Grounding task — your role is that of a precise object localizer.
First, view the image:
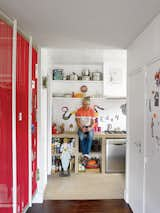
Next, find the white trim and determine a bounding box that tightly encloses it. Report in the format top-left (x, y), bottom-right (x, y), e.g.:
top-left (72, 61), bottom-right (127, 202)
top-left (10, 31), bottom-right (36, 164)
top-left (12, 19), bottom-right (17, 213)
top-left (47, 71), bottom-right (52, 175)
top-left (124, 62), bottom-right (130, 203)
top-left (32, 48), bottom-right (43, 203)
top-left (0, 9), bottom-right (14, 22)
top-left (28, 36), bottom-right (32, 207)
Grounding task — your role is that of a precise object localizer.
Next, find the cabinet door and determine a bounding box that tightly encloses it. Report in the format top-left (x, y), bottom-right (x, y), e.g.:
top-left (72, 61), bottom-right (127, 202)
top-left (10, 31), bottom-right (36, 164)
top-left (31, 48), bottom-right (38, 196)
top-left (16, 33), bottom-right (29, 212)
top-left (128, 70), bottom-right (145, 213)
top-left (144, 61), bottom-right (160, 213)
top-left (0, 19), bottom-right (13, 213)
top-left (103, 62), bottom-right (126, 97)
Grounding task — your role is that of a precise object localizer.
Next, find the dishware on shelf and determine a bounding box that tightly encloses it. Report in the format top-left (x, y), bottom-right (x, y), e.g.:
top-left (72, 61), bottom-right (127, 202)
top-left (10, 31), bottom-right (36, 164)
top-left (82, 69), bottom-right (90, 76)
top-left (82, 76), bottom-right (90, 81)
top-left (52, 93), bottom-right (64, 97)
top-left (64, 93), bottom-right (72, 97)
top-left (53, 69), bottom-right (64, 80)
top-left (80, 85), bottom-right (88, 93)
top-left (92, 72), bottom-right (102, 81)
top-left (69, 72), bottom-right (78, 80)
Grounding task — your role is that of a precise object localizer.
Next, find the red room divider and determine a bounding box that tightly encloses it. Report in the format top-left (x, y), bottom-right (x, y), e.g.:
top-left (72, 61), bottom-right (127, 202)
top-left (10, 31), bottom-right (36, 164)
top-left (0, 19), bottom-right (13, 213)
top-left (16, 33), bottom-right (29, 212)
top-left (0, 16), bottom-right (38, 213)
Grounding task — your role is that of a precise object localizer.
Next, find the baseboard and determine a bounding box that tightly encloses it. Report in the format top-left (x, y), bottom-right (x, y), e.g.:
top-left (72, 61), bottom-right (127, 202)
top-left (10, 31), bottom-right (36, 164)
top-left (124, 188), bottom-right (129, 203)
top-left (32, 191), bottom-right (44, 203)
top-left (127, 203), bottom-right (133, 213)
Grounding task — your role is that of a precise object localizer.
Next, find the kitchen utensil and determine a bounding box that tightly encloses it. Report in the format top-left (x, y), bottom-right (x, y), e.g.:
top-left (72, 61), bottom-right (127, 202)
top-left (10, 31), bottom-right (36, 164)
top-left (64, 93), bottom-right (72, 97)
top-left (53, 69), bottom-right (63, 80)
top-left (92, 72), bottom-right (102, 81)
top-left (72, 92), bottom-right (84, 98)
top-left (107, 123), bottom-right (112, 131)
top-left (52, 93), bottom-right (64, 97)
top-left (80, 85), bottom-right (88, 93)
top-left (82, 76), bottom-right (90, 81)
top-left (69, 72), bottom-right (78, 80)
top-left (82, 69), bottom-right (90, 76)
top-left (78, 76), bottom-right (82, 80)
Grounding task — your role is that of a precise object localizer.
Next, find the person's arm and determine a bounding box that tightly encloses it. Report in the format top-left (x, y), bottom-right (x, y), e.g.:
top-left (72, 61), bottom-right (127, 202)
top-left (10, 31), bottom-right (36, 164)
top-left (76, 118), bottom-right (86, 132)
top-left (76, 118), bottom-right (82, 130)
top-left (87, 118), bottom-right (94, 131)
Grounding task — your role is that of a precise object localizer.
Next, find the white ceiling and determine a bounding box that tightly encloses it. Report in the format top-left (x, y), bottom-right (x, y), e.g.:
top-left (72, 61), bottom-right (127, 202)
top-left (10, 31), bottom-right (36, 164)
top-left (0, 0), bottom-right (160, 48)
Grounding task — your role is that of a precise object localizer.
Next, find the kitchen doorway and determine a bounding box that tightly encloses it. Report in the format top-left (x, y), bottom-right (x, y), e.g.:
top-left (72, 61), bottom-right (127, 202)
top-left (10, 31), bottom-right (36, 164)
top-left (44, 49), bottom-right (127, 201)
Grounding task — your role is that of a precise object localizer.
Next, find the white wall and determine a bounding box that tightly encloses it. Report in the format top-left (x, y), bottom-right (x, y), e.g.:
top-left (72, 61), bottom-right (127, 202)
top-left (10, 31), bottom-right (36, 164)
top-left (127, 12), bottom-right (160, 213)
top-left (52, 98), bottom-right (126, 132)
top-left (33, 48), bottom-right (48, 203)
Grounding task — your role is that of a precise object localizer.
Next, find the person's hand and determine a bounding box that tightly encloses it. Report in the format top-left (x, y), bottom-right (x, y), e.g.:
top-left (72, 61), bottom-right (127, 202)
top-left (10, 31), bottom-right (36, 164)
top-left (82, 126), bottom-right (87, 133)
top-left (87, 127), bottom-right (93, 132)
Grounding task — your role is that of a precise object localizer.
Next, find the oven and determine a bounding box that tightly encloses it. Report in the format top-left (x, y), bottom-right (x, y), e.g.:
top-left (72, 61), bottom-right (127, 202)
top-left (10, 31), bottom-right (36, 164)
top-left (106, 138), bottom-right (126, 173)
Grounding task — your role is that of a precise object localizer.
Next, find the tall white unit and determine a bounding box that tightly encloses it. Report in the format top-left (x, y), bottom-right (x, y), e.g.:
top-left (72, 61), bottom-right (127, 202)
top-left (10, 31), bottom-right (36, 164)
top-left (128, 69), bottom-right (145, 213)
top-left (144, 59), bottom-right (160, 213)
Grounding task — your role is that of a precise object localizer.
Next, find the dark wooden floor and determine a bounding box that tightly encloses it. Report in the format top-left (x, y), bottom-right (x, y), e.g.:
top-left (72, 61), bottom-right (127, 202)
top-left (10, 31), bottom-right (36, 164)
top-left (27, 200), bottom-right (133, 213)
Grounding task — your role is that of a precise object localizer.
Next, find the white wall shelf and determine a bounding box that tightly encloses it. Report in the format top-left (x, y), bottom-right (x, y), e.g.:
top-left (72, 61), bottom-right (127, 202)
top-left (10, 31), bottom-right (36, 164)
top-left (52, 80), bottom-right (103, 83)
top-left (52, 97), bottom-right (105, 100)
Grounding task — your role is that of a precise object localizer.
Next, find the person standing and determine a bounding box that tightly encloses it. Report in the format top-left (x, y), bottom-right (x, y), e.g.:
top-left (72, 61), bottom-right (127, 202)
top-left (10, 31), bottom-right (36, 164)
top-left (76, 97), bottom-right (95, 158)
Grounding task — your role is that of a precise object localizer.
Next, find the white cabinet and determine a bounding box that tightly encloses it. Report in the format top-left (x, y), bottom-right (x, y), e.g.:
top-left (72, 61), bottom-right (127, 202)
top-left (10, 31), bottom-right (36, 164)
top-left (103, 62), bottom-right (126, 98)
top-left (128, 70), bottom-right (145, 213)
top-left (144, 60), bottom-right (160, 213)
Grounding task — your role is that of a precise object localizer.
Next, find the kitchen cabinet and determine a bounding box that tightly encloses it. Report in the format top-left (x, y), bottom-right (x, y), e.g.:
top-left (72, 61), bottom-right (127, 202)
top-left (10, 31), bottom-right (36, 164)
top-left (128, 70), bottom-right (145, 213)
top-left (0, 18), bottom-right (13, 213)
top-left (144, 60), bottom-right (160, 213)
top-left (103, 62), bottom-right (126, 98)
top-left (51, 132), bottom-right (126, 175)
top-left (16, 32), bottom-right (29, 213)
top-left (52, 133), bottom-right (79, 174)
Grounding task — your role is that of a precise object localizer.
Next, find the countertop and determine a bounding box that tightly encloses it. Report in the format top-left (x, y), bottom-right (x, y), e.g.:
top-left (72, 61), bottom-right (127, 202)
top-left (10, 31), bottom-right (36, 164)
top-left (52, 132), bottom-right (127, 139)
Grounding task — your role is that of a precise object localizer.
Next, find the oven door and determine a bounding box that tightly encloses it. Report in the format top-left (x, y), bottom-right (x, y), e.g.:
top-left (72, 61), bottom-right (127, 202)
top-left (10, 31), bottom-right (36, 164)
top-left (106, 139), bottom-right (126, 173)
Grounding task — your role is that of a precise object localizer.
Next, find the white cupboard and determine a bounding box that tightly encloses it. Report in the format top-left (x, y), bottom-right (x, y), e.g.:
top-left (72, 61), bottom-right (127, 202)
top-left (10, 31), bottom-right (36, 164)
top-left (128, 69), bottom-right (145, 213)
top-left (144, 59), bottom-right (160, 213)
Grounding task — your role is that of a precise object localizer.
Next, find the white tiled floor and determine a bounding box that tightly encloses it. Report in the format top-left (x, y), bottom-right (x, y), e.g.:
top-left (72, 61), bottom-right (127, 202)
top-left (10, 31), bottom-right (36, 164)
top-left (44, 173), bottom-right (125, 200)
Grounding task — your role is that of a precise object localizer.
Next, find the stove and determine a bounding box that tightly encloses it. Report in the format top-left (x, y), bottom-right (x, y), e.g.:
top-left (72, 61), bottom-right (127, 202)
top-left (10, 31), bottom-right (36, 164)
top-left (104, 130), bottom-right (127, 134)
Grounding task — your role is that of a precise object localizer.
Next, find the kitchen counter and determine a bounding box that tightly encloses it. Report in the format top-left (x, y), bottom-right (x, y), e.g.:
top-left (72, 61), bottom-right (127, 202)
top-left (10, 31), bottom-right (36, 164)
top-left (52, 132), bottom-right (127, 174)
top-left (53, 132), bottom-right (126, 139)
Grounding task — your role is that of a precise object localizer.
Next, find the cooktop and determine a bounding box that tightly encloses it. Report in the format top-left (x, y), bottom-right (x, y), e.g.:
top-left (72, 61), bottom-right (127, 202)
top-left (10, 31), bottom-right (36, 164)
top-left (104, 130), bottom-right (127, 134)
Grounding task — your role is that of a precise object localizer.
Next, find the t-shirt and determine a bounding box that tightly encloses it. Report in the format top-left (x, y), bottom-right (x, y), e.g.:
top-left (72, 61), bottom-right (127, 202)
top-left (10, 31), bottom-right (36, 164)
top-left (75, 107), bottom-right (95, 127)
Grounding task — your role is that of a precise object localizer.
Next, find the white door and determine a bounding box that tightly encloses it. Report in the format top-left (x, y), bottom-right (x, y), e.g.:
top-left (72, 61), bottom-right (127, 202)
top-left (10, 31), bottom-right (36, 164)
top-left (128, 70), bottom-right (145, 213)
top-left (144, 60), bottom-right (160, 213)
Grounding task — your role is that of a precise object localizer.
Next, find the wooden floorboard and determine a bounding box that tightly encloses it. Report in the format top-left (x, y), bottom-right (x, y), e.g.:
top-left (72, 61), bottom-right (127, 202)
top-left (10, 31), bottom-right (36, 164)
top-left (27, 200), bottom-right (133, 213)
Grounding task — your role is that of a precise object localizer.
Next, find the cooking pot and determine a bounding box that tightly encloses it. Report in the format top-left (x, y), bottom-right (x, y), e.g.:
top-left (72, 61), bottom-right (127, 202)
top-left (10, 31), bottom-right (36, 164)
top-left (53, 69), bottom-right (63, 80)
top-left (92, 72), bottom-right (102, 81)
top-left (82, 69), bottom-right (90, 76)
top-left (69, 72), bottom-right (78, 80)
top-left (82, 76), bottom-right (90, 81)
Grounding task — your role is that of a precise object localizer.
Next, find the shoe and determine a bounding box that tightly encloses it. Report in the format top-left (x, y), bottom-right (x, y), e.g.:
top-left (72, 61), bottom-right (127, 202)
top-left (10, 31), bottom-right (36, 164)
top-left (82, 157), bottom-right (88, 167)
top-left (84, 154), bottom-right (91, 159)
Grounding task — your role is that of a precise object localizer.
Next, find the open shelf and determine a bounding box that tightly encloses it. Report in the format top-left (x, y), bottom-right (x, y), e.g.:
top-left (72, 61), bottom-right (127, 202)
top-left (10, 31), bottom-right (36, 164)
top-left (52, 97), bottom-right (105, 100)
top-left (52, 80), bottom-right (103, 83)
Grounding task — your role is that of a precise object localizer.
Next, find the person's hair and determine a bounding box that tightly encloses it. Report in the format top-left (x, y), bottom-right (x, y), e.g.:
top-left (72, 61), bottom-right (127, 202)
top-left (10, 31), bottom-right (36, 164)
top-left (82, 96), bottom-right (91, 104)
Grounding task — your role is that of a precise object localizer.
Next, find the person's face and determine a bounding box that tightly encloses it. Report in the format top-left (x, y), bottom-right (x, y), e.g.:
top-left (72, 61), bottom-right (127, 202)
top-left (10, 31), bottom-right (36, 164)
top-left (82, 101), bottom-right (90, 110)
